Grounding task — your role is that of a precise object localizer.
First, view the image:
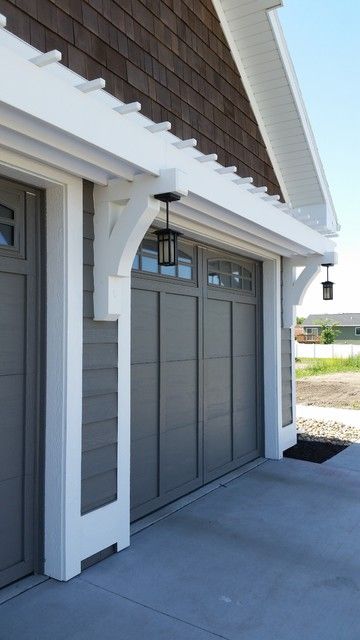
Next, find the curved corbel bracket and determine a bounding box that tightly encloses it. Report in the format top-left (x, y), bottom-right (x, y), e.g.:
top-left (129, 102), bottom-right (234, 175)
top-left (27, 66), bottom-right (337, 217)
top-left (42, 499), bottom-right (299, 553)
top-left (282, 255), bottom-right (326, 328)
top-left (93, 169), bottom-right (188, 320)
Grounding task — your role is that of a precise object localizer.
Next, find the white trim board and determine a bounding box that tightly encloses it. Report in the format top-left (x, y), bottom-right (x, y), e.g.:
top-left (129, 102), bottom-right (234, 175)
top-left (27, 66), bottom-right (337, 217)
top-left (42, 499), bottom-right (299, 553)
top-left (211, 0), bottom-right (339, 235)
top-left (0, 149), bottom-right (83, 581)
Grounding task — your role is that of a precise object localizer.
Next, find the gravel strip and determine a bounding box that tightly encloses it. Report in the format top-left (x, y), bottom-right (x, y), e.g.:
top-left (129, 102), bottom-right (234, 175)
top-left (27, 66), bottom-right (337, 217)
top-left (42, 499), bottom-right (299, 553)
top-left (297, 417), bottom-right (360, 446)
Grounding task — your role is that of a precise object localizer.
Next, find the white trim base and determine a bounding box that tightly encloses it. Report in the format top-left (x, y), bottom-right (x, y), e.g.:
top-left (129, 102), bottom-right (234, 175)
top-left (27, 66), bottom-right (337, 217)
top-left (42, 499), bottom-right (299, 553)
top-left (280, 423), bottom-right (297, 453)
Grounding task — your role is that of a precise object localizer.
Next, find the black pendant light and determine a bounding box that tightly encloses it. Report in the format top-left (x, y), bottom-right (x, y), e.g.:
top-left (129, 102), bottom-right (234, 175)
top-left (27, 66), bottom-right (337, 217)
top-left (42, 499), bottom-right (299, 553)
top-left (154, 193), bottom-right (182, 266)
top-left (321, 263), bottom-right (334, 300)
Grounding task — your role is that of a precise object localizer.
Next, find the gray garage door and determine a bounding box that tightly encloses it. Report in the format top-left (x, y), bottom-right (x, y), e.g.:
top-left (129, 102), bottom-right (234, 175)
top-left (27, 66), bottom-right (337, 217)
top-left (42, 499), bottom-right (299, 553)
top-left (0, 178), bottom-right (42, 588)
top-left (131, 236), bottom-right (262, 521)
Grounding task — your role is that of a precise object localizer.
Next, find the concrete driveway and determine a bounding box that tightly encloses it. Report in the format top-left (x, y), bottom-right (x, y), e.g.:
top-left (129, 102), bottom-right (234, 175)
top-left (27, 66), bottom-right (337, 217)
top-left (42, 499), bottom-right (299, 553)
top-left (1, 449), bottom-right (360, 640)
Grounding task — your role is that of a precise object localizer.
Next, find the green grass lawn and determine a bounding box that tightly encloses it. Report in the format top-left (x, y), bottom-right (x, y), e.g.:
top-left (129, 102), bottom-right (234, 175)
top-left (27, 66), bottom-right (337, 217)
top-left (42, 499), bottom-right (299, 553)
top-left (296, 356), bottom-right (360, 379)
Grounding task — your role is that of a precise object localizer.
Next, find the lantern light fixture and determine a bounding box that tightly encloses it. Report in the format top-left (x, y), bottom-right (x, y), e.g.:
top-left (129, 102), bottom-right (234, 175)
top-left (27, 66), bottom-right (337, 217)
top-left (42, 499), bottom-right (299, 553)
top-left (321, 263), bottom-right (334, 300)
top-left (154, 192), bottom-right (182, 266)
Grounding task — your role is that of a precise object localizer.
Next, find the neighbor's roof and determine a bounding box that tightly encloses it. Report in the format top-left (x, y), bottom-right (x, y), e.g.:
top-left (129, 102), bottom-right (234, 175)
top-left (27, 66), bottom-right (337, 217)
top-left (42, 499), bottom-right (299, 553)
top-left (212, 0), bottom-right (339, 236)
top-left (304, 314), bottom-right (360, 327)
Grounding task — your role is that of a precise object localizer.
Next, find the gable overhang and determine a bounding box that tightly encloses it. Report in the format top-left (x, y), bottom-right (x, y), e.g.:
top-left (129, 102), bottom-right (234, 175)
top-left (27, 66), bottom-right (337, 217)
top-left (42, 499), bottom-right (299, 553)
top-left (0, 18), bottom-right (335, 260)
top-left (212, 0), bottom-right (339, 236)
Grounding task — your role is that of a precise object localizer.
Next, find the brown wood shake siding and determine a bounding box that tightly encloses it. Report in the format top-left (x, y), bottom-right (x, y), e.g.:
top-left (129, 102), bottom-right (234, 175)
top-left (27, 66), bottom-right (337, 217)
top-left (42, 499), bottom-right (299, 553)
top-left (0, 0), bottom-right (282, 195)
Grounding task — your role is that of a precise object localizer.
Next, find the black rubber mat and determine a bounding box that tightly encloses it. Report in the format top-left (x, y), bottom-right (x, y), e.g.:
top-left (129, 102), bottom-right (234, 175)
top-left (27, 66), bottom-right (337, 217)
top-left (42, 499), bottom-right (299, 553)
top-left (284, 438), bottom-right (348, 464)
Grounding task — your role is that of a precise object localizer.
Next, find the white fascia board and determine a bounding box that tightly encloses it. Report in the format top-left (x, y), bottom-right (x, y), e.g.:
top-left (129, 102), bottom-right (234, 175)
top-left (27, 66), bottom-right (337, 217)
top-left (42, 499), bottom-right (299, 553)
top-left (182, 179), bottom-right (336, 257)
top-left (212, 1), bottom-right (339, 235)
top-left (0, 30), bottom-right (333, 258)
top-left (212, 0), bottom-right (289, 203)
top-left (268, 12), bottom-right (339, 232)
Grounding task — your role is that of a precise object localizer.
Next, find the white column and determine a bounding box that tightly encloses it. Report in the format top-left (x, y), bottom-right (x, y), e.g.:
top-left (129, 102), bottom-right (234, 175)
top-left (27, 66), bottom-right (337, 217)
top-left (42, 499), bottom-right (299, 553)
top-left (262, 257), bottom-right (282, 459)
top-left (44, 179), bottom-right (83, 580)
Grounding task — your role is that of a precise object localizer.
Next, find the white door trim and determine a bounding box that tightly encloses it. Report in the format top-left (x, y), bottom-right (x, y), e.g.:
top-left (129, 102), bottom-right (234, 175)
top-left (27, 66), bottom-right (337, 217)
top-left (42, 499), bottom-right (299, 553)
top-left (0, 150), bottom-right (83, 580)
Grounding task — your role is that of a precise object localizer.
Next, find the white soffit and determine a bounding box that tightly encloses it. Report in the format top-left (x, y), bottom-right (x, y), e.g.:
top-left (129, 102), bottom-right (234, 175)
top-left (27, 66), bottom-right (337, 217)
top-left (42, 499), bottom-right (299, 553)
top-left (212, 0), bottom-right (339, 234)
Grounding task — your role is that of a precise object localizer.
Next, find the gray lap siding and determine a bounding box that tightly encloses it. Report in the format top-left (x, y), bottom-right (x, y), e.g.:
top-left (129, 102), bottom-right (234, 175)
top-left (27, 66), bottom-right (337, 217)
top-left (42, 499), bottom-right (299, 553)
top-left (81, 181), bottom-right (118, 515)
top-left (281, 328), bottom-right (293, 427)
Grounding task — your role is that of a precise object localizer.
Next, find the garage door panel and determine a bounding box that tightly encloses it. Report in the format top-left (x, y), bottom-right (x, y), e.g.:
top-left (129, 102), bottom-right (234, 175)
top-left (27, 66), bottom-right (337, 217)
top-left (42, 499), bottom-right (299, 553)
top-left (131, 363), bottom-right (159, 439)
top-left (131, 245), bottom-right (261, 521)
top-left (205, 415), bottom-right (232, 472)
top-left (164, 360), bottom-right (198, 429)
top-left (165, 294), bottom-right (197, 361)
top-left (0, 273), bottom-right (25, 375)
top-left (162, 422), bottom-right (198, 492)
top-left (233, 303), bottom-right (256, 356)
top-left (233, 356), bottom-right (256, 410)
top-left (0, 476), bottom-right (24, 572)
top-left (233, 407), bottom-right (258, 459)
top-left (131, 289), bottom-right (159, 364)
top-left (204, 299), bottom-right (231, 358)
top-left (131, 434), bottom-right (159, 509)
top-left (205, 357), bottom-right (231, 420)
top-left (0, 181), bottom-right (41, 587)
top-left (0, 374), bottom-right (25, 482)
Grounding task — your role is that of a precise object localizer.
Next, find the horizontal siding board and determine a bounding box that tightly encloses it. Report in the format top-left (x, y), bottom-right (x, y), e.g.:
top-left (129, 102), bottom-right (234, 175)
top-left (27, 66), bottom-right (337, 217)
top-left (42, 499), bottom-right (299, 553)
top-left (281, 328), bottom-right (293, 427)
top-left (83, 265), bottom-right (94, 292)
top-left (81, 470), bottom-right (117, 514)
top-left (83, 212), bottom-right (95, 240)
top-left (82, 419), bottom-right (118, 453)
top-left (83, 392), bottom-right (118, 425)
top-left (83, 238), bottom-right (94, 267)
top-left (82, 444), bottom-right (117, 480)
top-left (83, 343), bottom-right (118, 370)
top-left (83, 368), bottom-right (118, 397)
top-left (83, 319), bottom-right (118, 344)
top-left (81, 183), bottom-right (118, 515)
top-left (83, 181), bottom-right (95, 214)
top-left (83, 291), bottom-right (94, 319)
top-left (281, 352), bottom-right (291, 367)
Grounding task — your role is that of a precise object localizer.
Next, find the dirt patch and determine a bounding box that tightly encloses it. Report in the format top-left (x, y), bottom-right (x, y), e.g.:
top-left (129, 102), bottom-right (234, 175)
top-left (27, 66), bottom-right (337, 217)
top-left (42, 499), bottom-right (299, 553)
top-left (297, 372), bottom-right (360, 409)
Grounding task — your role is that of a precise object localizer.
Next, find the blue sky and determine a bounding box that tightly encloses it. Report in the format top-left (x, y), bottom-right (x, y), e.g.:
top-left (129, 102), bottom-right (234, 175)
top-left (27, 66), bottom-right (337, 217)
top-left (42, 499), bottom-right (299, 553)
top-left (279, 0), bottom-right (360, 317)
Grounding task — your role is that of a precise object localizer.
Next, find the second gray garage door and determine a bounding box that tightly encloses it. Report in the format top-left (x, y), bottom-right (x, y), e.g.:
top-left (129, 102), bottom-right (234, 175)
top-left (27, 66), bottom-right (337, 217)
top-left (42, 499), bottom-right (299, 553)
top-left (131, 236), bottom-right (262, 521)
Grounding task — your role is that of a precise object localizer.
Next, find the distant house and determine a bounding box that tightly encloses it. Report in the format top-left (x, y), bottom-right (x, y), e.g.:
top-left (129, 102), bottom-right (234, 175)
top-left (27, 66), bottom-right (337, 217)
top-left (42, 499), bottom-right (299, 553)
top-left (303, 314), bottom-right (360, 344)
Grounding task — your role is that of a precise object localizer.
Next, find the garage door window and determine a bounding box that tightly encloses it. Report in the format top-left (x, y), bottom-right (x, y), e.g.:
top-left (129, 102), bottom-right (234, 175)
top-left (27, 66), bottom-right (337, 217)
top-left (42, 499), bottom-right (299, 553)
top-left (0, 204), bottom-right (15, 246)
top-left (208, 260), bottom-right (254, 293)
top-left (133, 236), bottom-right (194, 280)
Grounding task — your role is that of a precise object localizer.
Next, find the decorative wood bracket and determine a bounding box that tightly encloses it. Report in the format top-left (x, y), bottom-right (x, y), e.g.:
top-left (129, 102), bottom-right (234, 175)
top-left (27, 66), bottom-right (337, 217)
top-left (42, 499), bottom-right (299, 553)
top-left (93, 169), bottom-right (188, 320)
top-left (282, 251), bottom-right (338, 328)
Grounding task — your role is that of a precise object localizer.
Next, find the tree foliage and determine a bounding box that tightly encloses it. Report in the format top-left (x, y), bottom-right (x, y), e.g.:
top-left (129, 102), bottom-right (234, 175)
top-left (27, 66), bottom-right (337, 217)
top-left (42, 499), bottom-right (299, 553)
top-left (319, 319), bottom-right (340, 344)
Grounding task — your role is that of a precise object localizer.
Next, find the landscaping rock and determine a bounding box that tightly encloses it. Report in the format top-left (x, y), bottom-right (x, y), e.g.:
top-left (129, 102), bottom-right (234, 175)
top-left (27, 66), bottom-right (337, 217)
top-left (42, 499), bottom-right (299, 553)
top-left (297, 417), bottom-right (360, 445)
